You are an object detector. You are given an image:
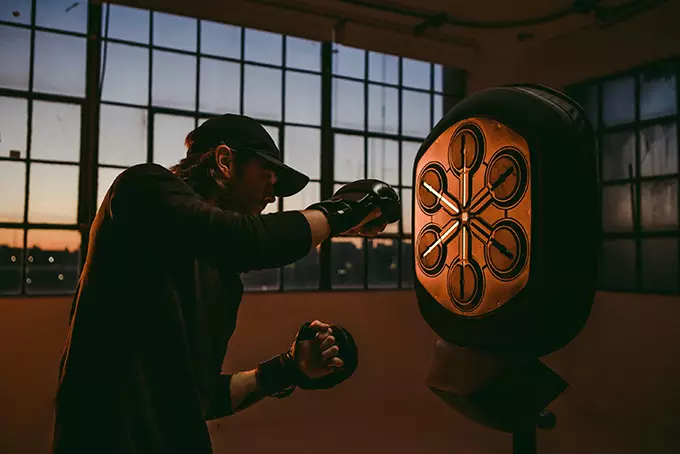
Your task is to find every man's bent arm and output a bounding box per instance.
[111,164,329,273]
[204,371,267,420]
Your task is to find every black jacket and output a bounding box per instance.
[52,163,312,453]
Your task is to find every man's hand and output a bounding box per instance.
[306,179,400,238]
[292,320,345,380]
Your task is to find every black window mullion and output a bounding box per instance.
[78,0,103,267]
[363,51,369,290]
[146,12,154,164]
[239,27,245,115]
[20,0,38,295]
[634,74,642,291]
[397,58,405,288]
[319,41,333,291]
[195,20,201,129]
[280,36,287,291]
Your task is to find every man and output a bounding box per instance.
[52,114,400,453]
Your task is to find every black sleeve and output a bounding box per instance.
[204,374,234,420]
[110,163,312,273]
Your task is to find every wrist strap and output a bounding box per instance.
[307,196,371,237]
[256,352,297,398]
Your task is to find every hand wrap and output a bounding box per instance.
[306,179,400,237]
[256,322,359,397]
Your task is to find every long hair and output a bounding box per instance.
[169,130,250,199]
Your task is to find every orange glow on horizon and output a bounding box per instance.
[0,229,80,253]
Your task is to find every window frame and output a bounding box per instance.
[0,1,464,296]
[566,57,680,295]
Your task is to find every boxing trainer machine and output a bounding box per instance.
[411,84,600,454]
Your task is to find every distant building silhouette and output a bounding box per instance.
[1,239,414,295]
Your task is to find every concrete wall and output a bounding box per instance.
[2,290,680,454]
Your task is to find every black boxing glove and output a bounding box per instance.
[306,179,400,237]
[256,322,359,398]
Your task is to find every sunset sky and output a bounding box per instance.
[0,1,438,252]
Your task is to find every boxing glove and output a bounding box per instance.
[307,179,400,237]
[256,322,359,397]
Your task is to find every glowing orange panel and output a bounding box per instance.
[414,118,531,317]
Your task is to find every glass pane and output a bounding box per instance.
[34,32,86,97]
[599,239,636,291]
[433,94,443,127]
[641,238,678,293]
[286,72,321,125]
[284,126,320,180]
[201,21,241,59]
[331,237,364,289]
[0,26,30,90]
[152,50,196,110]
[263,125,279,148]
[1,0,31,24]
[242,267,280,292]
[402,58,430,90]
[368,52,398,85]
[640,66,676,120]
[244,65,281,121]
[402,141,420,187]
[368,238,398,288]
[434,65,443,92]
[25,229,80,295]
[97,167,125,210]
[198,117,213,128]
[569,84,599,130]
[0,96,28,158]
[368,84,398,134]
[244,28,282,65]
[283,181,319,211]
[0,228,23,295]
[286,36,320,71]
[602,77,635,127]
[101,42,149,105]
[601,130,635,181]
[401,238,414,288]
[334,134,364,182]
[602,185,635,233]
[153,12,196,52]
[0,161,26,222]
[99,105,147,167]
[199,58,240,115]
[402,90,431,138]
[31,101,81,162]
[332,79,364,130]
[640,123,677,177]
[153,114,194,169]
[368,138,399,185]
[640,179,677,231]
[333,44,364,79]
[28,163,79,224]
[281,182,320,289]
[36,0,87,34]
[262,200,278,214]
[283,245,320,290]
[104,4,149,44]
[402,188,412,235]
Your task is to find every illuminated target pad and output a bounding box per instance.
[414,118,531,317]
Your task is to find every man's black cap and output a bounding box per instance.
[187,114,309,197]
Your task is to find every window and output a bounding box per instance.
[0,1,464,296]
[567,59,679,295]
[331,47,465,289]
[0,0,87,295]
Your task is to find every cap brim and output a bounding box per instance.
[255,151,310,197]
